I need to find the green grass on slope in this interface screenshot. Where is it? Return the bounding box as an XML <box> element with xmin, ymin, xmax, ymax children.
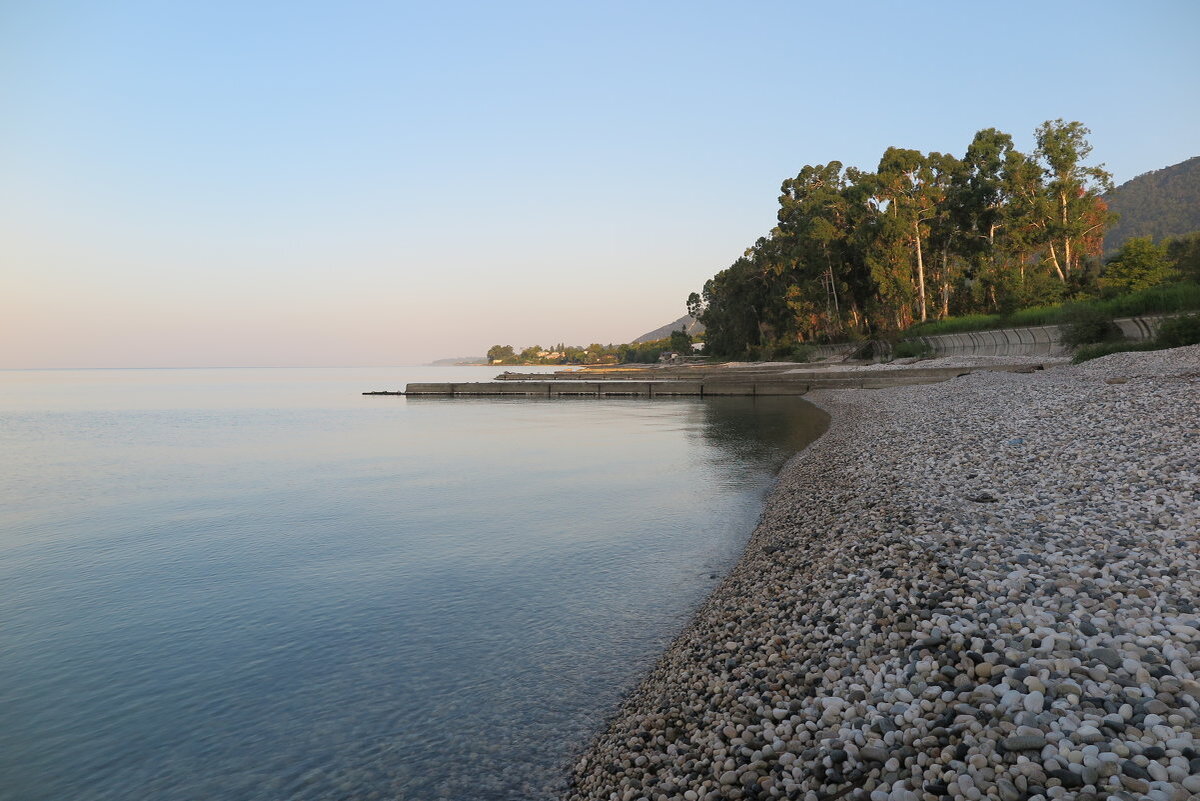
<box><xmin>903</xmin><ymin>282</ymin><xmax>1200</xmax><ymax>338</ymax></box>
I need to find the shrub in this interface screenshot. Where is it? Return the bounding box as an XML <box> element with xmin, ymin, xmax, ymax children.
<box><xmin>904</xmin><ymin>314</ymin><xmax>1003</xmax><ymax>337</ymax></box>
<box><xmin>1005</xmin><ymin>305</ymin><xmax>1061</xmax><ymax>328</ymax></box>
<box><xmin>1099</xmin><ymin>281</ymin><xmax>1200</xmax><ymax>317</ymax></box>
<box><xmin>1154</xmin><ymin>312</ymin><xmax>1200</xmax><ymax>348</ymax></box>
<box><xmin>1058</xmin><ymin>304</ymin><xmax>1121</xmax><ymax>347</ymax></box>
<box><xmin>892</xmin><ymin>340</ymin><xmax>933</xmax><ymax>358</ymax></box>
<box><xmin>1101</xmin><ymin>237</ymin><xmax>1177</xmax><ymax>293</ymax></box>
<box><xmin>1071</xmin><ymin>341</ymin><xmax>1158</xmax><ymax>364</ymax></box>
<box><xmin>790</xmin><ymin>343</ymin><xmax>816</xmax><ymax>362</ymax></box>
<box><xmin>1069</xmin><ymin>312</ymin><xmax>1200</xmax><ymax>363</ymax></box>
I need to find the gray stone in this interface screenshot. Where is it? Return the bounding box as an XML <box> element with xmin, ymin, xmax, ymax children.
<box><xmin>1003</xmin><ymin>735</ymin><xmax>1048</xmax><ymax>751</ymax></box>
<box><xmin>1088</xmin><ymin>648</ymin><xmax>1122</xmax><ymax>669</ymax></box>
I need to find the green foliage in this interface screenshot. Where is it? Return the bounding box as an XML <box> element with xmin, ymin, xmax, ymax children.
<box><xmin>1163</xmin><ymin>231</ymin><xmax>1200</xmax><ymax>282</ymax></box>
<box><xmin>900</xmin><ymin>284</ymin><xmax>1200</xmax><ymax>339</ymax></box>
<box><xmin>1095</xmin><ymin>281</ymin><xmax>1200</xmax><ymax>317</ymax></box>
<box><xmin>1070</xmin><ymin>311</ymin><xmax>1200</xmax><ymax>362</ymax></box>
<box><xmin>485</xmin><ymin>341</ymin><xmax>645</xmax><ymax>366</ymax></box>
<box><xmin>690</xmin><ymin>120</ymin><xmax>1115</xmax><ymax>358</ymax></box>
<box><xmin>789</xmin><ymin>343</ymin><xmax>816</xmax><ymax>362</ymax></box>
<box><xmin>1058</xmin><ymin>304</ymin><xmax>1120</xmax><ymax>347</ymax></box>
<box><xmin>891</xmin><ymin>340</ymin><xmax>933</xmax><ymax>358</ymax></box>
<box><xmin>1004</xmin><ymin>305</ymin><xmax>1063</xmax><ymax>328</ymax></box>
<box><xmin>667</xmin><ymin>328</ymin><xmax>691</xmax><ymax>354</ymax></box>
<box><xmin>486</xmin><ymin>344</ymin><xmax>516</xmax><ymax>363</ymax></box>
<box><xmin>903</xmin><ymin>313</ymin><xmax>1005</xmax><ymax>336</ymax></box>
<box><xmin>1154</xmin><ymin>312</ymin><xmax>1200</xmax><ymax>348</ymax></box>
<box><xmin>1071</xmin><ymin>341</ymin><xmax>1159</xmax><ymax>363</ymax></box>
<box><xmin>1101</xmin><ymin>237</ymin><xmax>1177</xmax><ymax>293</ymax></box>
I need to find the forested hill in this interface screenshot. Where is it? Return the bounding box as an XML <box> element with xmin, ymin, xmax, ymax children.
<box><xmin>632</xmin><ymin>315</ymin><xmax>704</xmax><ymax>344</ymax></box>
<box><xmin>1104</xmin><ymin>156</ymin><xmax>1200</xmax><ymax>252</ymax></box>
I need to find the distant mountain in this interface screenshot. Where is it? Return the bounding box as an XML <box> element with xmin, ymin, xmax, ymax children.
<box><xmin>1104</xmin><ymin>155</ymin><xmax>1200</xmax><ymax>253</ymax></box>
<box><xmin>428</xmin><ymin>356</ymin><xmax>487</xmax><ymax>366</ymax></box>
<box><xmin>632</xmin><ymin>315</ymin><xmax>705</xmax><ymax>344</ymax></box>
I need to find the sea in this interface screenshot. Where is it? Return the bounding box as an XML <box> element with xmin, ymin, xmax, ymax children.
<box><xmin>0</xmin><ymin>366</ymin><xmax>827</xmax><ymax>801</ymax></box>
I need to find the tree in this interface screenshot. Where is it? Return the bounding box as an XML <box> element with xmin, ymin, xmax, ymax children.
<box><xmin>486</xmin><ymin>345</ymin><xmax>515</xmax><ymax>363</ymax></box>
<box><xmin>1033</xmin><ymin>119</ymin><xmax>1113</xmax><ymax>282</ymax></box>
<box><xmin>685</xmin><ymin>120</ymin><xmax>1119</xmax><ymax>357</ymax></box>
<box><xmin>874</xmin><ymin>148</ymin><xmax>950</xmax><ymax>322</ymax></box>
<box><xmin>668</xmin><ymin>328</ymin><xmax>691</xmax><ymax>353</ymax></box>
<box><xmin>951</xmin><ymin>128</ymin><xmax>1018</xmax><ymax>311</ymax></box>
<box><xmin>518</xmin><ymin>345</ymin><xmax>544</xmax><ymax>363</ymax></box>
<box><xmin>776</xmin><ymin>162</ymin><xmax>857</xmax><ymax>338</ymax></box>
<box><xmin>1101</xmin><ymin>237</ymin><xmax>1177</xmax><ymax>292</ymax></box>
<box><xmin>1163</xmin><ymin>231</ymin><xmax>1200</xmax><ymax>282</ymax></box>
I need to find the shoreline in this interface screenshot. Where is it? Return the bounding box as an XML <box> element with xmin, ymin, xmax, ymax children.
<box><xmin>565</xmin><ymin>346</ymin><xmax>1200</xmax><ymax>800</ymax></box>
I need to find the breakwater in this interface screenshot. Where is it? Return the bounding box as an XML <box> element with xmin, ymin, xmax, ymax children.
<box><xmin>366</xmin><ymin>364</ymin><xmax>1048</xmax><ymax>397</ymax></box>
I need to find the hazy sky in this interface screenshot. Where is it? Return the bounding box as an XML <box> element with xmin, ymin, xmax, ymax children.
<box><xmin>3</xmin><ymin>0</ymin><xmax>1198</xmax><ymax>367</ymax></box>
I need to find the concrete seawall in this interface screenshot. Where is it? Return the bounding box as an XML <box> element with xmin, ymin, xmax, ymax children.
<box><xmin>913</xmin><ymin>314</ymin><xmax>1171</xmax><ymax>358</ymax></box>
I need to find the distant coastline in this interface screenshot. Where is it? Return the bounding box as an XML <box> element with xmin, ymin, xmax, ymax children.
<box><xmin>427</xmin><ymin>357</ymin><xmax>489</xmax><ymax>366</ymax></box>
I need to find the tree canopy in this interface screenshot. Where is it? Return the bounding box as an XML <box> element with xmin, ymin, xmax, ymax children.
<box><xmin>689</xmin><ymin>120</ymin><xmax>1116</xmax><ymax>358</ymax></box>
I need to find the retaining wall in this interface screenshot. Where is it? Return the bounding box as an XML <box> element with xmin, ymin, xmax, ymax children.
<box><xmin>911</xmin><ymin>314</ymin><xmax>1172</xmax><ymax>359</ymax></box>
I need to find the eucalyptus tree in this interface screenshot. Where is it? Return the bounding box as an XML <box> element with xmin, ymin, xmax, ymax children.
<box><xmin>1033</xmin><ymin>119</ymin><xmax>1114</xmax><ymax>282</ymax></box>
<box><xmin>685</xmin><ymin>119</ymin><xmax>1119</xmax><ymax>357</ymax></box>
<box><xmin>775</xmin><ymin>162</ymin><xmax>855</xmax><ymax>338</ymax></box>
<box><xmin>920</xmin><ymin>151</ymin><xmax>965</xmax><ymax>318</ymax></box>
<box><xmin>873</xmin><ymin>147</ymin><xmax>953</xmax><ymax>322</ymax></box>
<box><xmin>951</xmin><ymin>128</ymin><xmax>1016</xmax><ymax>308</ymax></box>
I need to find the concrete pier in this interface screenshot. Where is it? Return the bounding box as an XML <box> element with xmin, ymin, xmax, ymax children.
<box><xmin>364</xmin><ymin>363</ymin><xmax>1047</xmax><ymax>397</ymax></box>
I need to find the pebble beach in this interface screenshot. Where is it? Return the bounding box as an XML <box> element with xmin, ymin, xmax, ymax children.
<box><xmin>565</xmin><ymin>346</ymin><xmax>1200</xmax><ymax>801</ymax></box>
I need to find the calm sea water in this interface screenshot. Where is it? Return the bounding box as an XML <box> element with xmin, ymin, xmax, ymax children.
<box><xmin>0</xmin><ymin>367</ymin><xmax>826</xmax><ymax>801</ymax></box>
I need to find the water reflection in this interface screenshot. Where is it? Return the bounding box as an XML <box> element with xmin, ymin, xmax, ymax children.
<box><xmin>691</xmin><ymin>395</ymin><xmax>830</xmax><ymax>468</ymax></box>
<box><xmin>0</xmin><ymin>372</ymin><xmax>828</xmax><ymax>801</ymax></box>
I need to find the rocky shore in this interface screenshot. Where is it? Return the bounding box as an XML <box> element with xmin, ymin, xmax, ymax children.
<box><xmin>565</xmin><ymin>346</ymin><xmax>1200</xmax><ymax>801</ymax></box>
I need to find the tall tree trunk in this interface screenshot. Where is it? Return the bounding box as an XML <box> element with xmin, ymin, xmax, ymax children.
<box><xmin>1060</xmin><ymin>191</ymin><xmax>1071</xmax><ymax>277</ymax></box>
<box><xmin>914</xmin><ymin>221</ymin><xmax>927</xmax><ymax>322</ymax></box>
<box><xmin>823</xmin><ymin>246</ymin><xmax>840</xmax><ymax>332</ymax></box>
<box><xmin>1047</xmin><ymin>243</ymin><xmax>1066</xmax><ymax>282</ymax></box>
<box><xmin>939</xmin><ymin>244</ymin><xmax>951</xmax><ymax>318</ymax></box>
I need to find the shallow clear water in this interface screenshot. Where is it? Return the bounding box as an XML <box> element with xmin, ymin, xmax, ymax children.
<box><xmin>0</xmin><ymin>367</ymin><xmax>826</xmax><ymax>801</ymax></box>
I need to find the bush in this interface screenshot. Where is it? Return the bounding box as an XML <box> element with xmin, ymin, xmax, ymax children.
<box><xmin>892</xmin><ymin>340</ymin><xmax>933</xmax><ymax>358</ymax></box>
<box><xmin>789</xmin><ymin>343</ymin><xmax>816</xmax><ymax>362</ymax></box>
<box><xmin>1069</xmin><ymin>311</ymin><xmax>1200</xmax><ymax>363</ymax></box>
<box><xmin>1071</xmin><ymin>341</ymin><xmax>1158</xmax><ymax>364</ymax></box>
<box><xmin>898</xmin><ymin>282</ymin><xmax>1200</xmax><ymax>339</ymax></box>
<box><xmin>1005</xmin><ymin>305</ymin><xmax>1061</xmax><ymax>328</ymax></box>
<box><xmin>1058</xmin><ymin>304</ymin><xmax>1121</xmax><ymax>347</ymax></box>
<box><xmin>1099</xmin><ymin>281</ymin><xmax>1200</xmax><ymax>317</ymax></box>
<box><xmin>1154</xmin><ymin>312</ymin><xmax>1200</xmax><ymax>348</ymax></box>
<box><xmin>904</xmin><ymin>314</ymin><xmax>1003</xmax><ymax>337</ymax></box>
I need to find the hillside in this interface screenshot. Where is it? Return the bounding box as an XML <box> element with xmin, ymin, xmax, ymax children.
<box><xmin>632</xmin><ymin>315</ymin><xmax>705</xmax><ymax>344</ymax></box>
<box><xmin>1104</xmin><ymin>155</ymin><xmax>1200</xmax><ymax>252</ymax></box>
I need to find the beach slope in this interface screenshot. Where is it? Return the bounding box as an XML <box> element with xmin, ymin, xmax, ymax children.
<box><xmin>566</xmin><ymin>346</ymin><xmax>1200</xmax><ymax>801</ymax></box>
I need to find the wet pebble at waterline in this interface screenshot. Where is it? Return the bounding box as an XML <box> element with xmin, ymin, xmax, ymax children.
<box><xmin>565</xmin><ymin>345</ymin><xmax>1200</xmax><ymax>801</ymax></box>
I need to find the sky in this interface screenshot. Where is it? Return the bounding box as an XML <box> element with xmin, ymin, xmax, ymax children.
<box><xmin>3</xmin><ymin>0</ymin><xmax>1198</xmax><ymax>367</ymax></box>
